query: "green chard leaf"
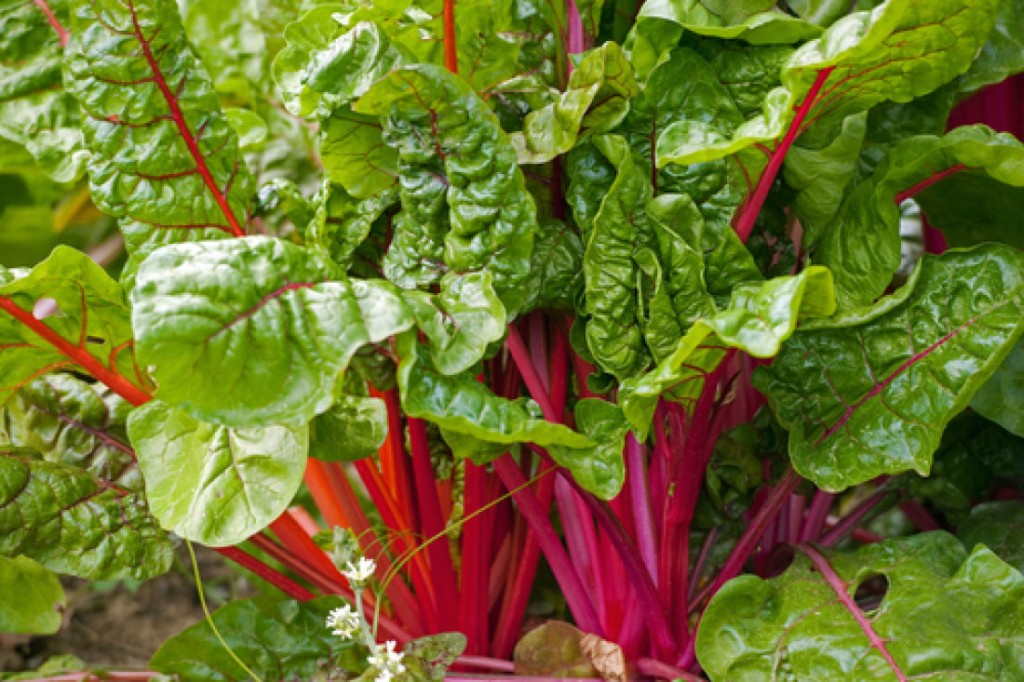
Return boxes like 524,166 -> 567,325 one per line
512,42 -> 639,164
696,532 -> 1024,681
0,246 -> 143,408
548,398 -> 629,500
132,237 -> 414,427
309,394 -> 386,462
320,109 -> 399,199
755,245 -> 1024,492
354,64 -> 538,316
65,0 -> 255,281
0,555 -> 65,635
656,0 -> 1000,167
0,373 -> 139,491
972,338 -> 1024,437
0,0 -> 87,182
128,400 -> 307,546
958,0 -> 1024,94
150,595 -> 355,681
523,219 -> 584,312
0,448 -> 172,580
620,266 -> 835,437
957,501 -> 1024,573
397,335 -> 593,458
816,125 -> 1024,309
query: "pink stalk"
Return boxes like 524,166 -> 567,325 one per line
733,67 -> 836,243
408,417 -> 461,630
626,434 -> 659,586
687,527 -> 718,600
492,454 -> 605,636
460,462 -> 492,654
799,490 -> 836,542
898,500 -> 942,532
819,490 -> 892,547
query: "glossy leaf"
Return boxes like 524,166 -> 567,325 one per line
756,245 -> 1024,491
620,266 -> 834,437
657,0 -> 1000,166
817,125 -> 1024,307
697,532 -> 1024,681
523,219 -> 584,312
320,109 -> 398,199
513,42 -> 638,164
132,237 -> 414,427
0,555 -> 65,635
549,398 -> 628,500
355,64 -> 537,315
397,335 -> 593,455
65,0 -> 254,278
128,400 -> 307,546
309,394 -> 387,462
957,501 -> 1024,573
0,448 -> 173,580
972,339 -> 1024,437
150,595 -> 356,681
0,246 -> 142,407
0,0 -> 87,182
959,0 -> 1024,94
0,374 -> 139,491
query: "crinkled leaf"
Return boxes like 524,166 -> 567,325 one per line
0,555 -> 65,635
657,0 -> 999,166
513,42 -> 638,164
150,595 -> 355,681
621,266 -> 834,437
320,109 -> 398,199
306,180 -> 398,270
972,339 -> 1024,437
132,237 -> 414,427
403,272 -> 506,375
309,394 -> 387,462
755,245 -> 1024,492
549,398 -> 628,499
523,219 -> 583,312
957,501 -> 1024,573
65,0 -> 254,281
128,400 -> 307,546
817,125 -> 1024,308
0,449 -> 173,580
0,0 -> 87,182
697,532 -> 1024,681
355,64 -> 537,315
402,633 -> 467,681
397,335 -> 593,455
0,374 -> 138,491
0,246 -> 141,407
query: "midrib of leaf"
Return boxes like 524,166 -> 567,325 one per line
126,0 -> 246,238
893,163 -> 967,205
815,306 -> 995,445
32,0 -> 68,47
800,544 -> 909,682
212,282 -> 317,337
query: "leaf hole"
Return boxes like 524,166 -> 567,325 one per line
853,573 -> 889,612
33,297 -> 61,320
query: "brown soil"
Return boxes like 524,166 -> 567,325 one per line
0,546 -> 255,675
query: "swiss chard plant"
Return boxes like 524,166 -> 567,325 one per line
1,0 -> 1024,680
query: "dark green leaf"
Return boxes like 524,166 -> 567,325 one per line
957,501 -> 1024,573
972,339 -> 1024,437
0,449 -> 172,580
756,245 -> 1024,491
958,0 -> 1024,94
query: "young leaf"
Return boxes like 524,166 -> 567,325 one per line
0,448 -> 173,580
309,394 -> 387,463
755,245 -> 1024,492
696,533 -> 1024,681
0,246 -> 146,408
128,400 -> 308,547
0,555 -> 65,635
150,595 -> 355,681
1,374 -> 138,490
620,266 -> 835,437
397,335 -> 593,455
64,0 -> 255,278
355,64 -> 538,315
131,237 -> 414,427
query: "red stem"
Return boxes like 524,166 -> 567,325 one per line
0,297 -> 150,406
733,67 -> 836,243
626,434 -> 658,586
798,490 -> 836,543
801,544 -> 909,682
893,164 -> 967,205
898,499 -> 942,532
636,658 -> 705,682
213,546 -> 315,601
33,0 -> 68,46
459,462 -> 491,654
819,490 -> 892,547
443,0 -> 458,73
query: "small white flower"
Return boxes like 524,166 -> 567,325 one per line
368,640 -> 405,682
325,604 -> 361,640
342,556 -> 377,588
